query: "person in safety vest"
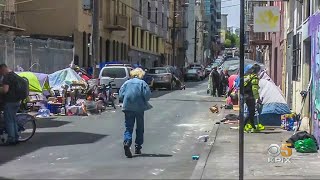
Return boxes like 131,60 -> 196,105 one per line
244,64 -> 264,133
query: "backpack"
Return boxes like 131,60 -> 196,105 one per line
14,74 -> 29,101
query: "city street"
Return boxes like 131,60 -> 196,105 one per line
0,80 -> 222,179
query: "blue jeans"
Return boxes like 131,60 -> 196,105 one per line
124,111 -> 144,148
4,102 -> 20,143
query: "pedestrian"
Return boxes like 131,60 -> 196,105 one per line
211,67 -> 220,97
222,69 -> 230,95
119,68 -> 152,158
0,64 -> 24,145
243,64 -> 262,133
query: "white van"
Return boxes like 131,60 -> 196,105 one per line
99,65 -> 132,92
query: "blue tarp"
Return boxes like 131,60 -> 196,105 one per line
48,68 -> 83,90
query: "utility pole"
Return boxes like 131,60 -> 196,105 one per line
172,0 -> 177,66
194,20 -> 197,63
239,0 -> 245,178
92,0 -> 99,78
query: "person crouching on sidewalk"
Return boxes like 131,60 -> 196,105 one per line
119,68 -> 152,158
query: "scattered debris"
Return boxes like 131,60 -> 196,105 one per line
192,155 -> 200,160
209,105 -> 219,113
198,135 -> 209,142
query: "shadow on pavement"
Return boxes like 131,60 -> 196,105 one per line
0,132 -> 107,165
151,89 -> 173,99
133,153 -> 173,158
185,79 -> 207,88
36,119 -> 71,129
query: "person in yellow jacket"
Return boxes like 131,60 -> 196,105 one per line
243,64 -> 264,133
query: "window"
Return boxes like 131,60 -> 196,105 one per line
149,34 -> 152,51
156,37 -> 159,52
304,0 -> 310,20
101,68 -> 127,78
155,8 -> 158,24
122,3 -> 126,15
167,17 -> 169,30
139,0 -> 143,15
148,2 -> 151,20
149,68 -> 168,74
292,34 -> 301,81
141,30 -> 144,49
162,13 -> 164,27
132,26 -> 135,46
106,40 -> 110,61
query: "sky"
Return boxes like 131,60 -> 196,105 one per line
221,0 -> 240,28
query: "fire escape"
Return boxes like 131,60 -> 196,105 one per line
245,1 -> 271,60
0,0 -> 25,32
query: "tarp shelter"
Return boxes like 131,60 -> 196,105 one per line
258,70 -> 291,126
17,72 -> 50,93
48,68 -> 84,90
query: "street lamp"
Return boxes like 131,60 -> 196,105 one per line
194,20 -> 208,63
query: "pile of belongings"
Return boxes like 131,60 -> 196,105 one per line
287,131 -> 319,153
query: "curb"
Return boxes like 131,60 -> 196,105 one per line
190,120 -> 221,180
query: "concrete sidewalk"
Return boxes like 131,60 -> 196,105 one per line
193,122 -> 320,179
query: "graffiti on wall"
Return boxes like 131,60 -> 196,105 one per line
309,13 -> 320,144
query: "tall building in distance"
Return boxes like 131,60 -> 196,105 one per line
220,14 -> 227,44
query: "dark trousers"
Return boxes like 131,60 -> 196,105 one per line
5,102 -> 20,143
244,98 -> 256,129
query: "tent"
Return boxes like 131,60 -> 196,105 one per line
48,68 -> 84,90
258,70 -> 291,126
17,72 -> 50,93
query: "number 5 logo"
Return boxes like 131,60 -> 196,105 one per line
280,143 -> 292,157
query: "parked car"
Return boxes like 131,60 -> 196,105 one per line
99,65 -> 132,92
143,69 -> 154,90
147,66 -> 176,90
188,64 -> 205,79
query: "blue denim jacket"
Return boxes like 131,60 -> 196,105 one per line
119,78 -> 152,112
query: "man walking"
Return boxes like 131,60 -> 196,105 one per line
211,67 -> 220,97
0,64 -> 22,145
119,68 -> 152,158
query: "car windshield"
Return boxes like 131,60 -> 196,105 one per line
149,68 -> 168,74
101,68 -> 126,78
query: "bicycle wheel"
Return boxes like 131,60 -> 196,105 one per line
16,113 -> 36,142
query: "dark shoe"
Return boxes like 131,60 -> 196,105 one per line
123,142 -> 132,158
135,147 -> 142,154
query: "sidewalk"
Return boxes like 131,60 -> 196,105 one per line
193,116 -> 320,179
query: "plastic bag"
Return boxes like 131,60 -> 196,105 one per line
294,138 -> 318,153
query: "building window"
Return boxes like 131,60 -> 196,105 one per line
100,37 -> 102,62
99,0 -> 103,18
156,37 -> 159,53
292,34 -> 301,81
106,40 -> 110,61
132,26 -> 135,46
148,2 -> 151,20
149,34 -> 152,51
88,33 -> 92,66
139,0 -> 143,15
167,17 -> 169,30
116,42 -> 119,60
155,8 -> 158,24
82,32 -> 87,66
304,0 -> 310,20
162,13 -> 164,28
113,40 -> 116,60
141,30 -> 144,49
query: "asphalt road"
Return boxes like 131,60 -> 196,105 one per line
0,80 -> 223,179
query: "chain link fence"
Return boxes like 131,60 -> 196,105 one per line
0,34 -> 73,74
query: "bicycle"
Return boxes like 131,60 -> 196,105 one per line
0,112 -> 36,143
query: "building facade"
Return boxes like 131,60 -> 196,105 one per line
129,0 -> 170,68
16,0 -> 132,68
185,0 -> 205,65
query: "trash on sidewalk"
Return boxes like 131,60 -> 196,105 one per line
294,138 -> 318,153
286,131 -> 319,149
192,155 -> 200,160
198,135 -> 209,142
209,105 -> 219,113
